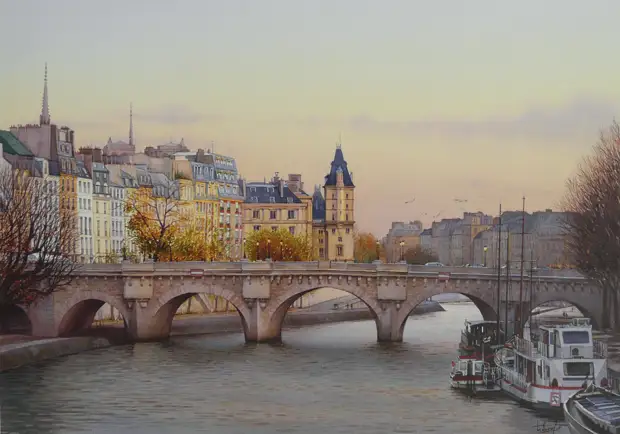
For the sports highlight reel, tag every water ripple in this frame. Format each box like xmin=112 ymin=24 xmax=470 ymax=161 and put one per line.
xmin=0 ymin=305 xmax=568 ymax=434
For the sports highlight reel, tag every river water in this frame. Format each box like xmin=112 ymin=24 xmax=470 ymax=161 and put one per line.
xmin=0 ymin=303 xmax=567 ymax=434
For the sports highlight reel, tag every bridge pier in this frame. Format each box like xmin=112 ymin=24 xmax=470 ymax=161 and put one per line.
xmin=375 ymin=302 xmax=405 ymax=342
xmin=243 ymin=298 xmax=281 ymax=343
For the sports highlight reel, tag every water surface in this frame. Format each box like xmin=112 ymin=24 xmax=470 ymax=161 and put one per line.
xmin=0 ymin=304 xmax=567 ymax=433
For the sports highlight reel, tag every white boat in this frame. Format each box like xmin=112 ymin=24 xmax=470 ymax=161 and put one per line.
xmin=564 ymin=384 xmax=620 ymax=434
xmin=495 ymin=318 xmax=609 ymax=411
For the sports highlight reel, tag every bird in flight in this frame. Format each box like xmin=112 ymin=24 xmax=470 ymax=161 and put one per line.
xmin=405 ymin=198 xmax=415 ymax=204
xmin=454 ymin=198 xmax=468 ymax=203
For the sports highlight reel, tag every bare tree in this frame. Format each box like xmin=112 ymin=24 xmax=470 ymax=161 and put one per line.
xmin=125 ymin=178 xmax=183 ymax=262
xmin=0 ymin=167 xmax=79 ymax=329
xmin=562 ymin=121 xmax=620 ymax=329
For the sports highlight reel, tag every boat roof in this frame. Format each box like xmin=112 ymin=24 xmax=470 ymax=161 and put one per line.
xmin=575 ymin=393 xmax=620 ymax=426
xmin=466 ymin=320 xmax=497 ymax=327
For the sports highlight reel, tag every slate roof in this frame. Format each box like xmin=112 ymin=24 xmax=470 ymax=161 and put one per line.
xmin=420 ymin=228 xmax=432 ymax=236
xmin=324 ymin=147 xmax=354 ymax=187
xmin=312 ymin=186 xmax=326 ymax=221
xmin=245 ymin=182 xmax=302 ymax=204
xmin=76 ymin=160 xmax=91 ymax=179
xmin=0 ymin=130 xmax=33 ymax=157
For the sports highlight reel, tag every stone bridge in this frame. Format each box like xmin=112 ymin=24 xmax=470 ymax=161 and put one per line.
xmin=21 ymin=262 xmax=601 ymax=343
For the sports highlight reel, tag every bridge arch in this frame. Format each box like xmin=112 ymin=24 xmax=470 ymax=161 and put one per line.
xmin=265 ymin=284 xmax=382 ymax=342
xmin=395 ymin=282 xmax=498 ymax=339
xmin=0 ymin=303 xmax=33 ymax=334
xmin=56 ymin=290 xmax=130 ymax=337
xmin=146 ymin=283 xmax=251 ymax=340
xmin=527 ymin=290 xmax=602 ymax=329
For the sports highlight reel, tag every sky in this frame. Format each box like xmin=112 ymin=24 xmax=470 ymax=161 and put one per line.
xmin=3 ymin=0 xmax=620 ymax=236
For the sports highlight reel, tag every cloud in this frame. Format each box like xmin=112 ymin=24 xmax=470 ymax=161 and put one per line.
xmin=133 ymin=105 xmax=223 ymax=125
xmin=303 ymin=98 xmax=620 ymax=141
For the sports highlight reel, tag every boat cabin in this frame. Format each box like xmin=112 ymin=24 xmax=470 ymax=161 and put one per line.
xmin=460 ymin=320 xmax=501 ymax=351
xmin=537 ymin=318 xmax=597 ymax=359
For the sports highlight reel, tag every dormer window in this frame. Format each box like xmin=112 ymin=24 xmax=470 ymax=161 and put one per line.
xmin=269 ymin=197 xmax=275 ymax=203
xmin=287 ymin=197 xmax=293 ymax=203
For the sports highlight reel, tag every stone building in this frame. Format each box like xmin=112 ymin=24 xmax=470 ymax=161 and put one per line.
xmin=471 ymin=209 xmax=571 ymax=269
xmin=312 ymin=146 xmax=355 ymax=261
xmin=383 ymin=221 xmax=423 ymax=263
xmin=240 ymin=172 xmax=313 ymax=243
xmin=429 ymin=212 xmax=494 ymax=265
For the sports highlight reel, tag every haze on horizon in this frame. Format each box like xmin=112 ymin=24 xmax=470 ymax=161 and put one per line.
xmin=2 ymin=0 xmax=620 ymax=236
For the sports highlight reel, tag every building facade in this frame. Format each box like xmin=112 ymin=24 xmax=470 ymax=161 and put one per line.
xmin=76 ymin=160 xmax=93 ymax=262
xmin=241 ymin=173 xmax=313 ymax=240
xmin=312 ymin=147 xmax=355 ymax=261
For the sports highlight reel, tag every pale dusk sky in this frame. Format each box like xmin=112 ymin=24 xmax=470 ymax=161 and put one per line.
xmin=2 ymin=0 xmax=620 ymax=235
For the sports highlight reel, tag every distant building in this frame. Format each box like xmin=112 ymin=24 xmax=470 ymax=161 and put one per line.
xmin=430 ymin=212 xmax=494 ymax=265
xmin=241 ymin=173 xmax=314 ymax=247
xmin=311 ymin=146 xmax=355 ymax=261
xmin=384 ymin=221 xmax=423 ymax=263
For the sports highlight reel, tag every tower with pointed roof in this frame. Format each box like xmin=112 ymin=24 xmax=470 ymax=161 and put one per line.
xmin=320 ymin=144 xmax=355 ymax=260
xmin=40 ymin=63 xmax=50 ymax=125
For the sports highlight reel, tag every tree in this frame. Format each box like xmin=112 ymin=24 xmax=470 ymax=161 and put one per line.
xmin=562 ymin=121 xmax=620 ymax=329
xmin=0 ymin=167 xmax=79 ymax=329
xmin=125 ymin=181 xmax=183 ymax=262
xmin=404 ymin=246 xmax=438 ymax=265
xmin=169 ymin=223 xmax=227 ymax=262
xmin=354 ymin=231 xmax=380 ymax=263
xmin=244 ymin=228 xmax=313 ymax=261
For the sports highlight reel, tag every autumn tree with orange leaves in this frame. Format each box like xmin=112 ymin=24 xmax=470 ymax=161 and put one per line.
xmin=244 ymin=228 xmax=313 ymax=261
xmin=353 ymin=231 xmax=381 ymax=263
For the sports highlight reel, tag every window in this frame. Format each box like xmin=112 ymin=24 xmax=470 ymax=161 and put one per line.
xmin=270 ymin=210 xmax=277 ymax=220
xmin=97 ymin=221 xmax=100 ymax=236
xmin=319 ymin=238 xmax=324 ymax=245
xmin=338 ymin=237 xmax=342 ymax=242
xmin=563 ymin=331 xmax=590 ymax=344
xmin=564 ymin=362 xmax=593 ymax=377
xmin=253 ymin=225 xmax=261 ymax=231
xmin=346 ymin=194 xmax=349 ymax=199
xmin=346 ymin=228 xmax=350 ymax=234
xmin=337 ymin=245 xmax=343 ymax=256
xmin=332 ymin=213 xmax=335 ymax=220
xmin=252 ymin=210 xmax=260 ymax=219
xmin=346 ymin=213 xmax=349 ymax=221
xmin=287 ymin=210 xmax=295 ymax=219
xmin=319 ymin=248 xmax=324 ymax=257
xmin=289 ymin=226 xmax=295 ymax=235
xmin=332 ymin=229 xmax=336 ymax=234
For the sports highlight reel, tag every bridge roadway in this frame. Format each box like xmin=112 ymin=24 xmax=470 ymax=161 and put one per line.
xmin=23 ymin=261 xmax=600 ymax=343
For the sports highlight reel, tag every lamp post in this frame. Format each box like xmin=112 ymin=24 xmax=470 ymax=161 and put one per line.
xmin=280 ymin=241 xmax=283 ymax=260
xmin=399 ymin=241 xmax=405 ymax=263
xmin=267 ymin=239 xmax=271 ymax=260
xmin=483 ymin=245 xmax=488 ymax=267
xmin=256 ymin=241 xmax=260 ymax=261
xmin=376 ymin=240 xmax=380 ymax=262
xmin=243 ymin=239 xmax=246 ymax=260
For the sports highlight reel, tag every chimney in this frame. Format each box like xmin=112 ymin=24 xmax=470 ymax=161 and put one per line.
xmin=287 ymin=173 xmax=302 ymax=193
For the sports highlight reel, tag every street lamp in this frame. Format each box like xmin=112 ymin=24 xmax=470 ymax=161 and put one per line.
xmin=267 ymin=239 xmax=271 ymax=260
xmin=280 ymin=241 xmax=283 ymax=260
xmin=243 ymin=239 xmax=246 ymax=260
xmin=399 ymin=241 xmax=405 ymax=263
xmin=483 ymin=245 xmax=488 ymax=267
xmin=256 ymin=241 xmax=260 ymax=261
xmin=376 ymin=240 xmax=380 ymax=262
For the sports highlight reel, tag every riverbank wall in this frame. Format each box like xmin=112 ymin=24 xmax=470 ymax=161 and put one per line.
xmin=0 ymin=301 xmax=445 ymax=372
xmin=0 ymin=336 xmax=112 ymax=373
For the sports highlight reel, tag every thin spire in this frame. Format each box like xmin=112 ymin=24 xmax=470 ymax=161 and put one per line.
xmin=337 ymin=132 xmax=342 ymax=149
xmin=129 ymin=102 xmax=134 ymax=147
xmin=40 ymin=63 xmax=50 ymax=125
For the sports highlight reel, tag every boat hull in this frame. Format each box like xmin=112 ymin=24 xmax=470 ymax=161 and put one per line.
xmin=563 ymin=395 xmax=601 ymax=434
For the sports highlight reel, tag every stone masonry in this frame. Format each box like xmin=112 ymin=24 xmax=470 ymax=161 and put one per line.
xmin=22 ymin=262 xmax=600 ymax=343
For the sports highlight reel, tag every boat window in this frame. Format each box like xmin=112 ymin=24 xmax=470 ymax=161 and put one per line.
xmin=564 ymin=362 xmax=593 ymax=377
xmin=562 ymin=331 xmax=590 ymax=344
xmin=474 ymin=362 xmax=483 ymax=374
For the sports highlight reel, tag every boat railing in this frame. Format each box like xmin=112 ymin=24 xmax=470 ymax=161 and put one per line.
xmin=513 ymin=335 xmax=538 ymax=358
xmin=594 ymin=339 xmax=608 ymax=359
xmin=502 ymin=368 xmax=529 ymax=391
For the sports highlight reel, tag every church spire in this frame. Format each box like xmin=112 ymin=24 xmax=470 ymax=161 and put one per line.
xmin=40 ymin=63 xmax=50 ymax=125
xmin=129 ymin=102 xmax=134 ymax=147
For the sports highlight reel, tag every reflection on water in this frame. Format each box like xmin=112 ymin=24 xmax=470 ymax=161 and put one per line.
xmin=0 ymin=304 xmax=567 ymax=434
